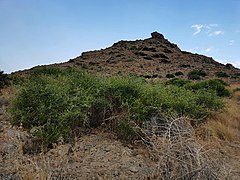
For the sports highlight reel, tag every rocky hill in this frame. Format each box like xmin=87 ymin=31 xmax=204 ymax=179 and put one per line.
xmin=2 ymin=32 xmax=240 ymax=179
xmin=44 ymin=31 xmax=240 ymax=83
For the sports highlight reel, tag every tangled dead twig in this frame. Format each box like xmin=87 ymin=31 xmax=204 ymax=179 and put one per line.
xmin=133 ymin=116 xmax=226 ymax=179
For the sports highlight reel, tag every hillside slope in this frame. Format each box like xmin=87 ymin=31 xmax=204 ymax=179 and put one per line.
xmin=54 ymin=32 xmax=240 ymax=82
xmin=15 ymin=32 xmax=240 ymax=83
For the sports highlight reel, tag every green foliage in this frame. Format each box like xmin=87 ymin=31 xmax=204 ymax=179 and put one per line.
xmin=215 ymin=71 xmax=230 ymax=78
xmin=10 ymin=70 xmax=98 ymax=145
xmin=235 ymin=73 xmax=240 ymax=77
xmin=8 ymin=74 xmax=25 ymax=85
xmin=231 ymin=73 xmax=240 ymax=79
xmin=188 ymin=70 xmax=207 ymax=80
xmin=9 ymin=67 xmax=225 ymax=146
xmin=132 ymin=84 xmax=223 ymax=122
xmin=0 ymin=70 xmax=9 ymax=88
xmin=165 ymin=78 xmax=190 ymax=87
xmin=117 ymin=119 xmax=137 ymax=142
xmin=233 ymin=87 xmax=240 ymax=92
xmin=186 ymin=79 xmax=230 ymax=97
xmin=166 ymin=74 xmax=175 ymax=78
xmin=175 ymin=71 xmax=184 ymax=76
xmin=30 ymin=66 xmax=64 ymax=76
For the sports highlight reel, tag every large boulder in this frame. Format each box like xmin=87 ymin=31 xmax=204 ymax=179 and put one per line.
xmin=151 ymin=31 xmax=164 ymax=39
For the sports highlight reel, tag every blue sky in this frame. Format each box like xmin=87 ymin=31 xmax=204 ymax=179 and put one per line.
xmin=0 ymin=0 xmax=240 ymax=73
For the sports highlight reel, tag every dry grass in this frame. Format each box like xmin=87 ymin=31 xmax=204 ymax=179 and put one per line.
xmin=134 ymin=116 xmax=230 ymax=179
xmin=200 ymin=84 xmax=240 ymax=142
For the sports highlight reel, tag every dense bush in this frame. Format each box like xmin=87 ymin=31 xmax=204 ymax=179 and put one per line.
xmin=132 ymin=84 xmax=223 ymax=122
xmin=231 ymin=73 xmax=240 ymax=79
xmin=9 ymin=67 xmax=225 ymax=146
xmin=0 ymin=71 xmax=9 ymax=88
xmin=188 ymin=70 xmax=207 ymax=80
xmin=10 ymin=69 xmax=99 ymax=145
xmin=215 ymin=71 xmax=230 ymax=78
xmin=165 ymin=78 xmax=190 ymax=87
xmin=175 ymin=71 xmax=184 ymax=76
xmin=233 ymin=87 xmax=240 ymax=92
xmin=186 ymin=79 xmax=230 ymax=97
xmin=166 ymin=74 xmax=175 ymax=78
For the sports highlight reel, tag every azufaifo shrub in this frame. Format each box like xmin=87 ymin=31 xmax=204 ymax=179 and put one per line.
xmin=9 ymin=67 xmax=225 ymax=146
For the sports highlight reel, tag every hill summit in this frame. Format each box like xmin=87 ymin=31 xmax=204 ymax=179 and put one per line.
xmin=26 ymin=32 xmax=240 ymax=82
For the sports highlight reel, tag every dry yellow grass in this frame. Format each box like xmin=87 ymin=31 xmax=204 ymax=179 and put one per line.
xmin=199 ymin=84 xmax=240 ymax=142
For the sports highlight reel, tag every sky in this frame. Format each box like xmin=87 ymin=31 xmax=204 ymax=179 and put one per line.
xmin=0 ymin=0 xmax=240 ymax=73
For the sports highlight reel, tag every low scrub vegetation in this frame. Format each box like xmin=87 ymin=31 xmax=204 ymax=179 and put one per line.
xmin=0 ymin=70 xmax=9 ymax=88
xmin=174 ymin=71 xmax=184 ymax=76
xmin=215 ymin=71 xmax=230 ymax=78
xmin=165 ymin=73 xmax=175 ymax=78
xmin=186 ymin=79 xmax=230 ymax=97
xmin=188 ymin=69 xmax=207 ymax=80
xmin=231 ymin=73 xmax=240 ymax=79
xmin=165 ymin=78 xmax=230 ymax=97
xmin=233 ymin=87 xmax=240 ymax=92
xmin=9 ymin=67 xmax=225 ymax=146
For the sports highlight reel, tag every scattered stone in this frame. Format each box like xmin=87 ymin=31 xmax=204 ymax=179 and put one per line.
xmin=129 ymin=166 xmax=139 ymax=173
xmin=22 ymin=138 xmax=43 ymax=154
xmin=0 ymin=98 xmax=9 ymax=107
xmin=0 ymin=108 xmax=4 ymax=115
xmin=0 ymin=123 xmax=3 ymax=132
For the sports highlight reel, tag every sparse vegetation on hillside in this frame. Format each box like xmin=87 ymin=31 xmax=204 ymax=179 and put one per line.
xmin=9 ymin=67 xmax=225 ymax=146
xmin=0 ymin=70 xmax=9 ymax=88
xmin=174 ymin=71 xmax=184 ymax=76
xmin=165 ymin=73 xmax=175 ymax=78
xmin=188 ymin=69 xmax=207 ymax=80
xmin=215 ymin=71 xmax=230 ymax=78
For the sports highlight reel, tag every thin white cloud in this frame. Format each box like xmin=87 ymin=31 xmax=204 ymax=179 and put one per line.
xmin=205 ymin=48 xmax=212 ymax=52
xmin=205 ymin=24 xmax=218 ymax=32
xmin=191 ymin=24 xmax=204 ymax=35
xmin=229 ymin=40 xmax=235 ymax=46
xmin=209 ymin=31 xmax=224 ymax=36
xmin=191 ymin=24 xmax=224 ymax=37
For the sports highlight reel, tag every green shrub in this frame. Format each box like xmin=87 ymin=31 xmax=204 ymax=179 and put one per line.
xmin=233 ymin=87 xmax=240 ymax=92
xmin=8 ymin=74 xmax=25 ymax=85
xmin=117 ymin=119 xmax=137 ymax=142
xmin=0 ymin=70 xmax=9 ymax=88
xmin=165 ymin=78 xmax=190 ymax=87
xmin=166 ymin=74 xmax=175 ymax=78
xmin=9 ymin=67 xmax=225 ymax=146
xmin=231 ymin=73 xmax=240 ymax=79
xmin=215 ymin=71 xmax=230 ymax=78
xmin=10 ymin=70 xmax=98 ymax=145
xmin=132 ymin=83 xmax=224 ymax=122
xmin=175 ymin=71 xmax=184 ymax=76
xmin=186 ymin=79 xmax=230 ymax=97
xmin=30 ymin=66 xmax=64 ymax=76
xmin=188 ymin=70 xmax=207 ymax=80
xmin=235 ymin=73 xmax=240 ymax=77
xmin=188 ymin=73 xmax=201 ymax=80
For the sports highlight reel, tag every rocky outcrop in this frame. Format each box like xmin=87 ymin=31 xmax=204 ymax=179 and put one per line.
xmin=151 ymin=31 xmax=165 ymax=39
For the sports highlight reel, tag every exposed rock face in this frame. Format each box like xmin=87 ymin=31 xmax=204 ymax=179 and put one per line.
xmin=151 ymin=31 xmax=164 ymax=39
